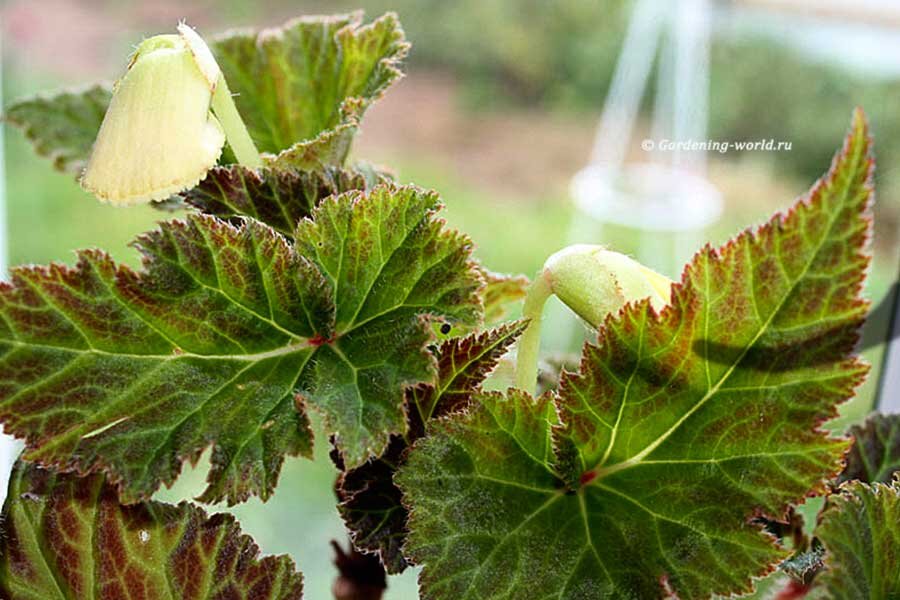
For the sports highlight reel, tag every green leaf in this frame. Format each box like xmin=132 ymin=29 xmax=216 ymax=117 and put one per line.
xmin=435 ymin=271 xmax=528 ymax=339
xmin=212 ymin=11 xmax=407 ymax=168
xmin=395 ymin=390 xmax=563 ymax=596
xmin=181 ymin=165 xmax=373 ymax=237
xmin=0 ymin=460 xmax=304 ymax=600
xmin=397 ymin=111 xmax=873 ymax=598
xmin=337 ymin=322 xmax=525 ymax=574
xmin=3 ymin=84 xmax=110 ymax=175
xmin=0 ymin=185 xmax=481 ymax=504
xmin=294 ymin=187 xmax=482 ymax=464
xmin=412 ymin=320 xmax=528 ymax=422
xmin=4 ymin=13 xmax=407 ymax=175
xmin=811 ymin=480 xmax=900 ymax=599
xmin=839 ymin=412 xmax=900 ymax=484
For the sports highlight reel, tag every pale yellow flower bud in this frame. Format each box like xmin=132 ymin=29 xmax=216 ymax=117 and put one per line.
xmin=515 ymin=244 xmax=673 ymax=393
xmin=542 ymin=245 xmax=671 ymax=328
xmin=81 ymin=23 xmax=260 ymax=205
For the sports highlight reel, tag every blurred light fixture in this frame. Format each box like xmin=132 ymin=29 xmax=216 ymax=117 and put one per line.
xmin=546 ymin=0 xmax=722 ymax=354
xmin=569 ymin=0 xmax=722 ymax=278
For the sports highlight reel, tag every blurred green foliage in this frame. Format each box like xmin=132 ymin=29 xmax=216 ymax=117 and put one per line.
xmin=310 ymin=0 xmax=630 ymax=109
xmin=316 ymin=0 xmax=900 ymax=195
xmin=710 ymin=37 xmax=900 ymax=187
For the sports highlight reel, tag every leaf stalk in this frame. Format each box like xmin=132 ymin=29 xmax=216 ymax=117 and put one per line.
xmin=211 ymin=75 xmax=262 ymax=168
xmin=514 ymin=273 xmax=553 ymax=394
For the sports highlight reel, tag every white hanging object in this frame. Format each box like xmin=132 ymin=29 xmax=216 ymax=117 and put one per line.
xmin=543 ymin=0 xmax=721 ymax=353
xmin=570 ymin=0 xmax=722 ymax=270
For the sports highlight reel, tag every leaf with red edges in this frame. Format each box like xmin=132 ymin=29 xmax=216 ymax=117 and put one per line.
xmin=482 ymin=271 xmax=529 ymax=324
xmin=398 ymin=110 xmax=873 ymax=599
xmin=215 ymin=12 xmax=408 ymax=169
xmin=0 ymin=460 xmax=303 ymax=600
xmin=181 ymin=166 xmax=374 ymax=236
xmin=336 ymin=322 xmax=525 ymax=574
xmin=411 ymin=320 xmax=528 ymax=422
xmin=0 ymin=185 xmax=481 ymax=505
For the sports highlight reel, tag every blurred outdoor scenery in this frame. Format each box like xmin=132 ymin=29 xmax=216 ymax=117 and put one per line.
xmin=2 ymin=0 xmax=899 ymax=597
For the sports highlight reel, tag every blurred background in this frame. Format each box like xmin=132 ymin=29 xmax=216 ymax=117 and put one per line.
xmin=1 ymin=0 xmax=899 ymax=597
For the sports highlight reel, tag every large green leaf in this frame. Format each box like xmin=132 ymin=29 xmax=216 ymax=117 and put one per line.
xmin=0 ymin=460 xmax=303 ymax=600
xmin=0 ymin=185 xmax=481 ymax=505
xmin=839 ymin=412 xmax=900 ymax=484
xmin=3 ymin=13 xmax=406 ymax=175
xmin=397 ymin=111 xmax=873 ymax=599
xmin=336 ymin=322 xmax=525 ymax=574
xmin=811 ymin=480 xmax=900 ymax=599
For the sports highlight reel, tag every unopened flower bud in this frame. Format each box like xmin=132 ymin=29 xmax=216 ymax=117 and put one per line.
xmin=542 ymin=245 xmax=671 ymax=327
xmin=515 ymin=244 xmax=673 ymax=393
xmin=81 ymin=23 xmax=260 ymax=205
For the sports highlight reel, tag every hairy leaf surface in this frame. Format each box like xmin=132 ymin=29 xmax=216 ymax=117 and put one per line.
xmin=215 ymin=12 xmax=407 ymax=168
xmin=412 ymin=320 xmax=528 ymax=422
xmin=398 ymin=111 xmax=873 ymax=599
xmin=0 ymin=185 xmax=481 ymax=504
xmin=811 ymin=480 xmax=900 ymax=599
xmin=337 ymin=322 xmax=524 ymax=574
xmin=839 ymin=412 xmax=900 ymax=484
xmin=4 ymin=13 xmax=406 ymax=175
xmin=0 ymin=461 xmax=303 ymax=600
xmin=182 ymin=166 xmax=371 ymax=236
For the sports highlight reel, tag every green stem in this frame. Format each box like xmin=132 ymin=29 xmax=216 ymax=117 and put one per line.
xmin=514 ymin=273 xmax=553 ymax=395
xmin=211 ymin=75 xmax=262 ymax=168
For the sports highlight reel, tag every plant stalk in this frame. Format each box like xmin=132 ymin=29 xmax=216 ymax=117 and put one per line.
xmin=514 ymin=273 xmax=553 ymax=395
xmin=211 ymin=75 xmax=262 ymax=168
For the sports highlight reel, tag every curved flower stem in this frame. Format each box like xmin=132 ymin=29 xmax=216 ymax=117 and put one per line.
xmin=514 ymin=273 xmax=553 ymax=395
xmin=211 ymin=75 xmax=262 ymax=168
xmin=513 ymin=246 xmax=673 ymax=395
